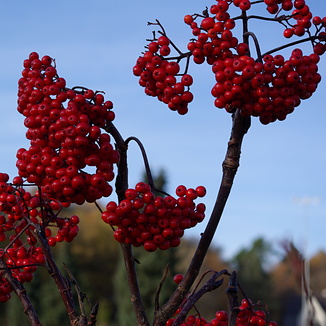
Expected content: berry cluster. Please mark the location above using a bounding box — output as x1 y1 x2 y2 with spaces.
276 0 326 44
133 35 194 115
136 0 326 124
101 183 206 251
16 52 119 204
166 299 278 326
211 48 321 124
184 0 325 124
185 6 243 66
0 172 80 302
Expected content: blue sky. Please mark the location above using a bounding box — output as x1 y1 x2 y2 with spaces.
0 1 326 261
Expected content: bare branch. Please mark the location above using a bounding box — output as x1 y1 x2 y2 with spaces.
0 260 42 326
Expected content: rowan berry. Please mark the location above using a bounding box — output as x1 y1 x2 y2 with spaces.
173 274 184 284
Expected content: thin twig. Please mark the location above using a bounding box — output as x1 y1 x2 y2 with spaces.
155 264 170 311
244 32 263 62
125 136 170 196
87 302 99 326
171 270 228 326
63 263 91 318
261 35 323 57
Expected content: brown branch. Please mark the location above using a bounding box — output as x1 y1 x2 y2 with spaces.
121 243 149 326
32 225 87 326
0 260 42 326
105 121 149 326
63 263 91 319
124 136 170 196
171 270 228 326
87 302 99 326
153 111 251 326
155 264 170 311
261 35 322 57
226 271 240 326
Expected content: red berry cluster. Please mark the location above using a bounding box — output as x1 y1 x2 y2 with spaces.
276 0 326 43
133 35 194 115
211 48 321 124
166 299 278 326
135 0 325 124
16 52 119 204
185 5 244 66
0 172 80 302
183 0 325 124
101 183 206 251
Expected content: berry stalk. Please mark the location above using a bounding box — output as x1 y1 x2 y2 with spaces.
105 121 150 326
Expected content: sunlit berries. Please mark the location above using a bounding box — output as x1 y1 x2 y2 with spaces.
135 0 326 124
17 52 118 204
133 37 194 115
101 183 206 251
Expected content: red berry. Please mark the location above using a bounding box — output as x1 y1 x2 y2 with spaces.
173 274 184 284
239 0 251 11
195 186 206 197
201 17 215 31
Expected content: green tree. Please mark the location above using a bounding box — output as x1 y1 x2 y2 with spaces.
230 238 279 319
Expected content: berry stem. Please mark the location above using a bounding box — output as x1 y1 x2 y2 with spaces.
125 136 170 196
105 122 150 326
121 243 150 326
244 31 263 62
261 35 323 57
149 20 184 56
154 264 170 311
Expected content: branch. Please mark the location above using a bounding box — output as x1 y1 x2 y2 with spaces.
0 260 42 326
155 264 170 311
105 121 150 326
153 111 251 326
261 35 323 57
125 136 170 196
87 302 99 326
171 270 228 326
244 32 263 62
226 271 240 326
32 225 87 326
121 244 150 326
63 263 91 319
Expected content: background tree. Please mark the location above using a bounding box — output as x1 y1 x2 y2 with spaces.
230 238 279 319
